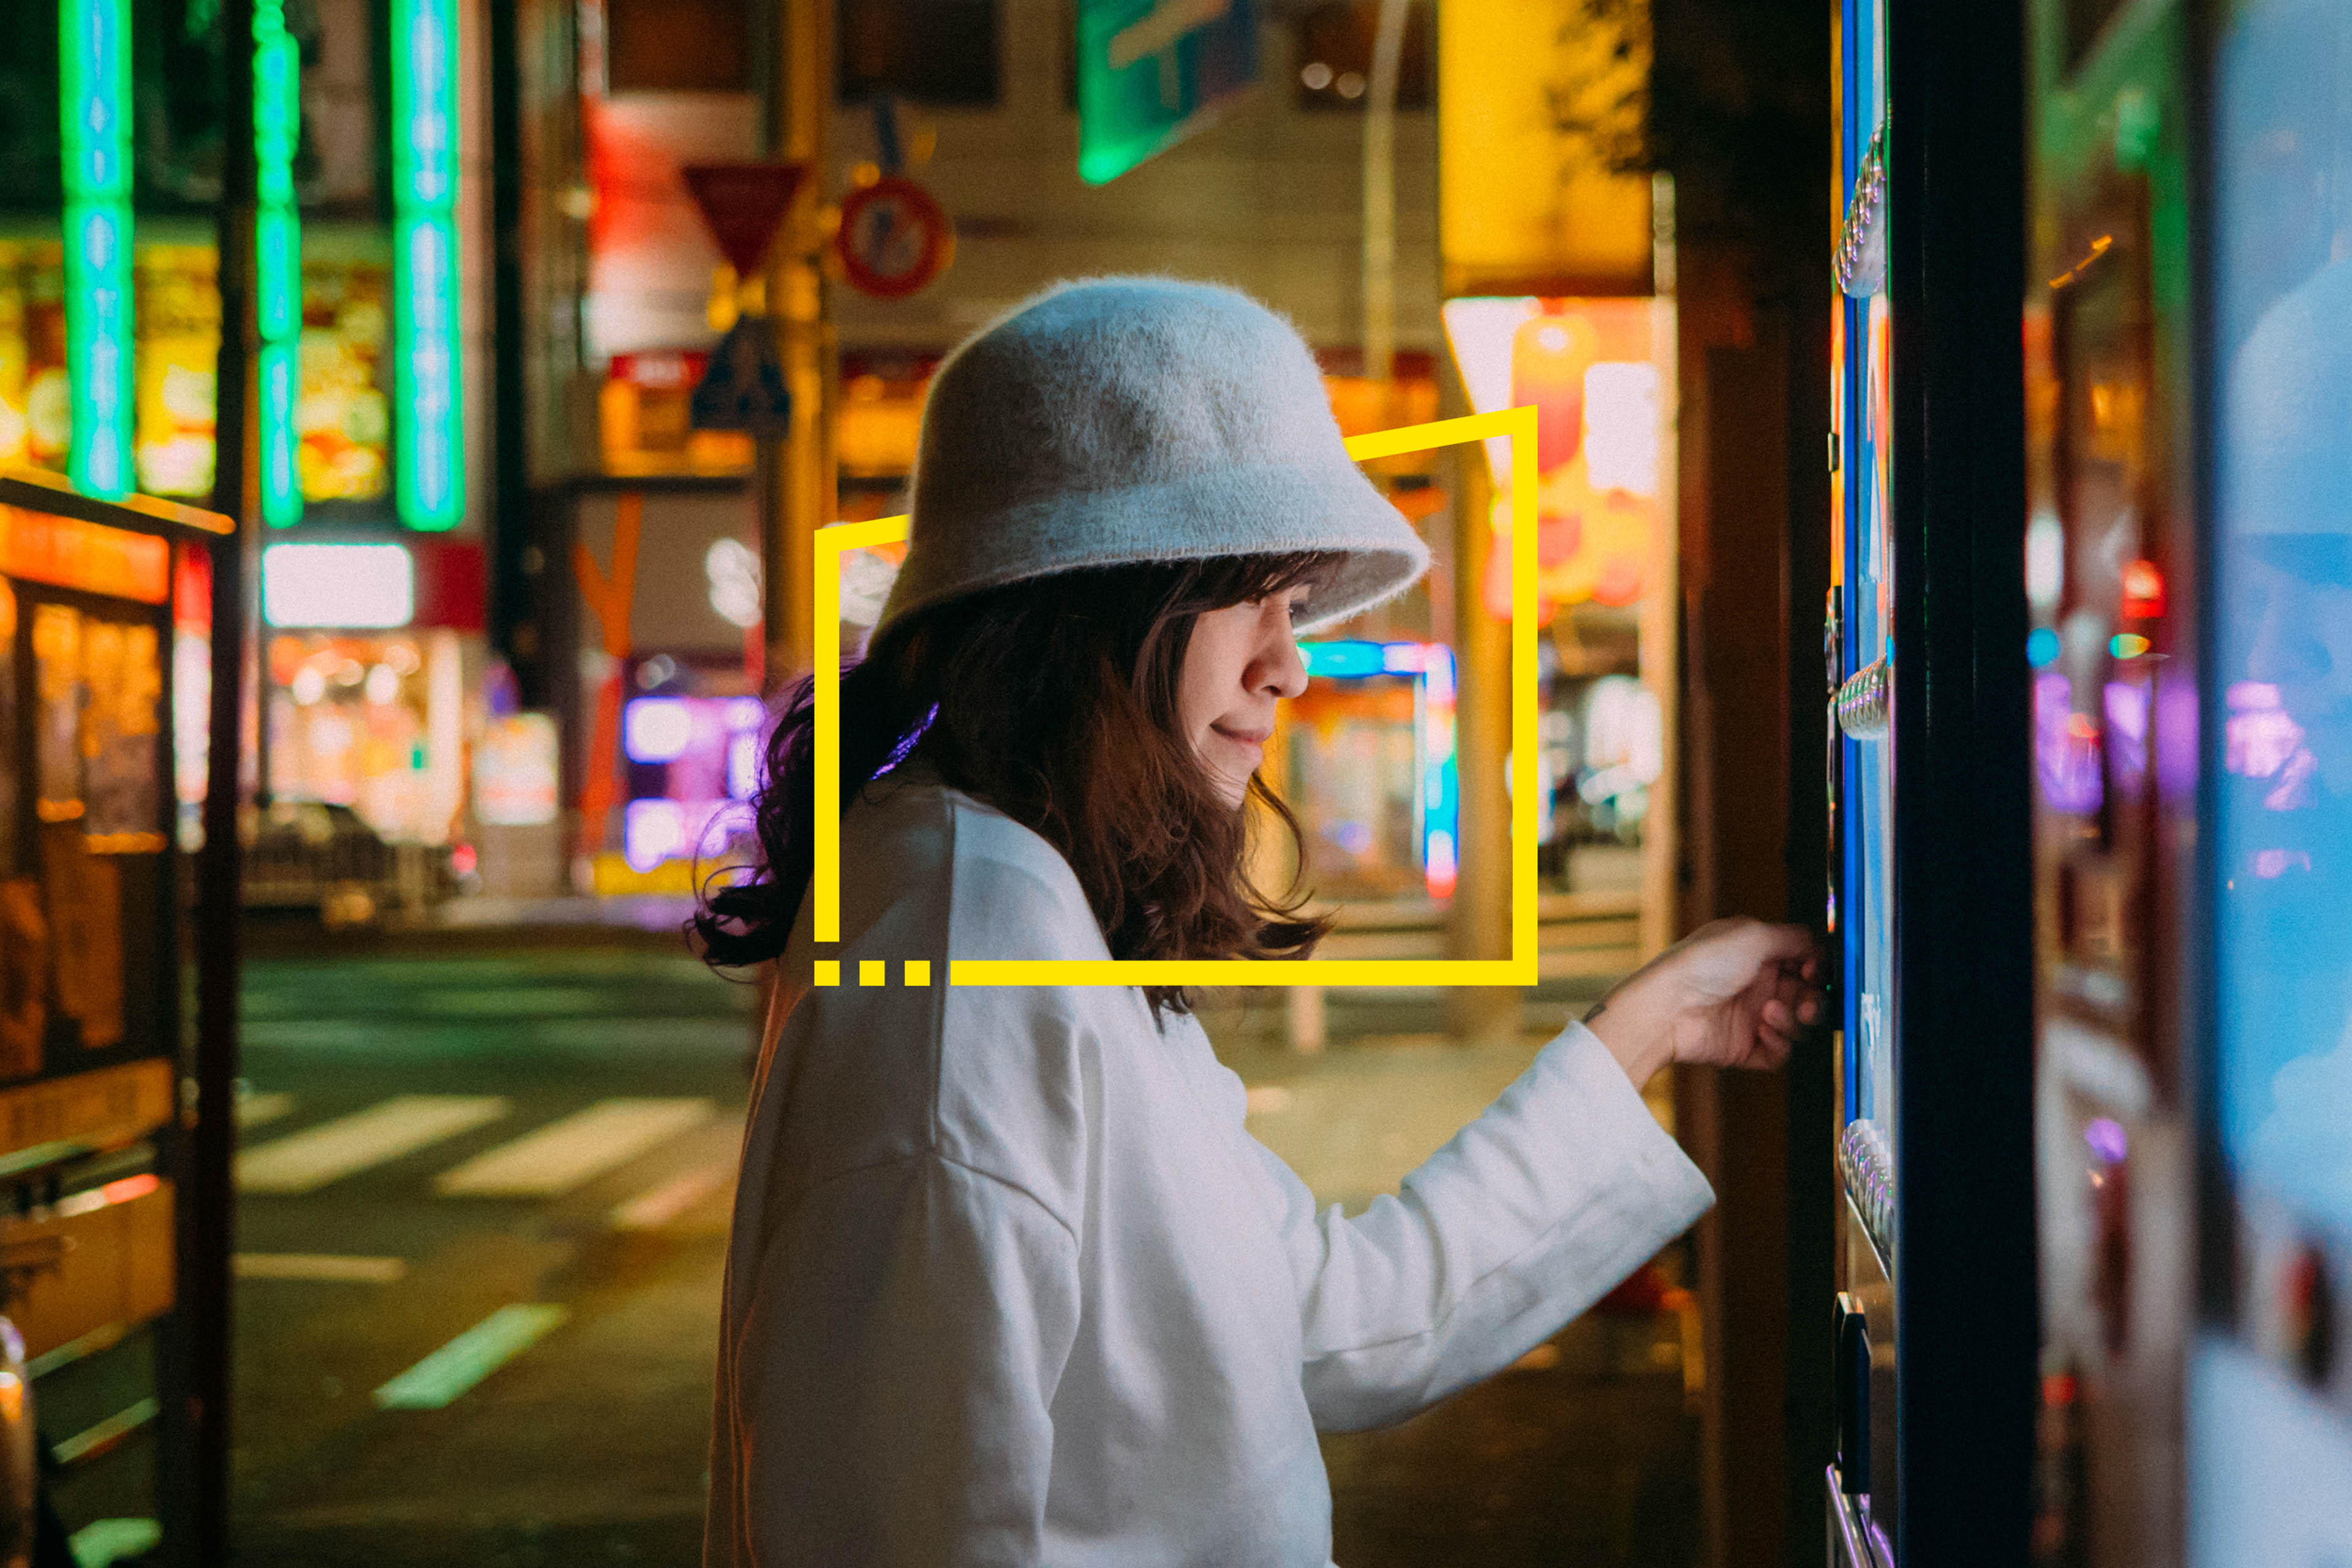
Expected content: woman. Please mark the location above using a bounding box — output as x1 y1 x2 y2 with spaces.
697 277 1820 1567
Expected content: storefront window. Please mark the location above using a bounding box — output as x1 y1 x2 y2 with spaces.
0 240 72 476
133 243 219 497
1442 295 1673 895
598 351 755 476
1291 0 1433 110
295 256 393 502
604 0 753 94
0 238 394 507
266 630 464 845
838 0 1000 106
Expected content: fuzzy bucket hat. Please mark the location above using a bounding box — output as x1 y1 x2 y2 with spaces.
876 276 1431 635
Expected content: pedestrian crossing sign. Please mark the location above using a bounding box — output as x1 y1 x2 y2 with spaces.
690 314 794 435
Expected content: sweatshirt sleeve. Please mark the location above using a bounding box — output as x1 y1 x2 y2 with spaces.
1249 1022 1716 1432
723 1152 1081 1567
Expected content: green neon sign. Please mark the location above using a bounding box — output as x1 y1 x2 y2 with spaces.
391 0 463 530
61 0 132 499
1076 0 1261 185
257 0 303 526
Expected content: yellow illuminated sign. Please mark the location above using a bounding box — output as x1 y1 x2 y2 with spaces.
809 407 1540 988
1436 0 1653 295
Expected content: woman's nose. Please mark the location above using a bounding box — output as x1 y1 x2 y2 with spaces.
1259 627 1309 701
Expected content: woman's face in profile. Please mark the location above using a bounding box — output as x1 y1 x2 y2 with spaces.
1175 586 1314 808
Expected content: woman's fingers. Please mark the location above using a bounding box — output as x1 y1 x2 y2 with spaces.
1737 920 1822 971
1651 919 1830 1070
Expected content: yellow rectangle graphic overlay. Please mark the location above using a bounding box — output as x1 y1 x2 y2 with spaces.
812 407 1541 988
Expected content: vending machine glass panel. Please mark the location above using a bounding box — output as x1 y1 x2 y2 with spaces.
2192 1 2352 1558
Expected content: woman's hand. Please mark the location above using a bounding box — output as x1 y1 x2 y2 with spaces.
1580 918 1825 1090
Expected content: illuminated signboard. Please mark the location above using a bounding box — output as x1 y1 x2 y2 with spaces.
256 0 303 526
0 505 170 605
1441 296 1667 622
261 542 415 628
391 0 465 529
61 0 134 499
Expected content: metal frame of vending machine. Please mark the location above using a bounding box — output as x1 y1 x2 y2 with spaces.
1824 1 2039 1563
0 473 238 1565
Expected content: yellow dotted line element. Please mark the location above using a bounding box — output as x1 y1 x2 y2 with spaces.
812 959 933 987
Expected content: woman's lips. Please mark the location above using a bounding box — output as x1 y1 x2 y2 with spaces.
1212 725 1271 750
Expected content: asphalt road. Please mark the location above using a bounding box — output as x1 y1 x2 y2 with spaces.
43 932 1694 1568
56 932 758 1567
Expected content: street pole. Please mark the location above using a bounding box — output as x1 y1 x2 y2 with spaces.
1640 172 1679 961
763 0 837 688
1447 445 1518 1042
488 0 535 701
183 0 258 1558
1362 0 1408 394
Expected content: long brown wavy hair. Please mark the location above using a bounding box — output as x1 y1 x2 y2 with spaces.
692 553 1337 1016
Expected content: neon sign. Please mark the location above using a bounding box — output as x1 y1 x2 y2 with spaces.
1297 639 1461 900
61 0 132 499
256 0 304 525
391 0 464 529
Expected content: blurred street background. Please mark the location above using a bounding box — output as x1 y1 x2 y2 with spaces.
0 0 1837 1557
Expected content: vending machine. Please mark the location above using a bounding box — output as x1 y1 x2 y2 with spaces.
0 475 238 1558
1823 0 2040 1562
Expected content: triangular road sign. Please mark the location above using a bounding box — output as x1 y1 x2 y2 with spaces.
692 314 794 435
681 162 810 276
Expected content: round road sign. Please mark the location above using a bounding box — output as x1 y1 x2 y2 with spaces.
835 176 954 300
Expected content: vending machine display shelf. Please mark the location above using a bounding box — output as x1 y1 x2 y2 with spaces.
1839 1118 1895 1272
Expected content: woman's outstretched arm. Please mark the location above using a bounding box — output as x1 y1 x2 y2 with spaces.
1249 920 1821 1431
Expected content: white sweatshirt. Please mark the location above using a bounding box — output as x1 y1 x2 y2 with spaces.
705 774 1716 1567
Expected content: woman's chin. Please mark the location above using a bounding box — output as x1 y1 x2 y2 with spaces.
1204 768 1253 810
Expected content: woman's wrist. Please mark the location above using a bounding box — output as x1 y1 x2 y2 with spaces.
1580 975 1678 1090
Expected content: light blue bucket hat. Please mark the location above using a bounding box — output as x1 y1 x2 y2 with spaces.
876 276 1431 636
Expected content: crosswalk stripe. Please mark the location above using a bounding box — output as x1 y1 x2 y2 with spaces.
66 1518 157 1568
236 1091 296 1129
374 1304 569 1411
434 1098 714 1198
235 1253 408 1283
609 1156 736 1231
54 1398 157 1466
238 1096 511 1195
